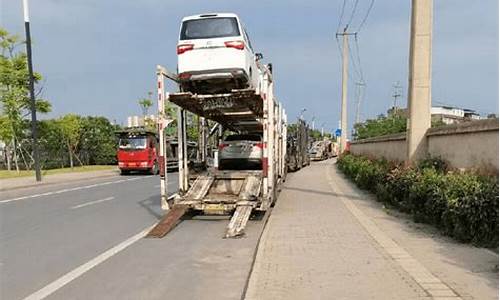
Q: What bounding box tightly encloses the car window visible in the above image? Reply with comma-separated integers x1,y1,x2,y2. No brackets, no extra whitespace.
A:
224,134,261,142
180,17,240,40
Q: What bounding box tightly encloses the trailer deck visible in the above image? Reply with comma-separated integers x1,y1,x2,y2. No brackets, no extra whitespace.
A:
168,89,264,132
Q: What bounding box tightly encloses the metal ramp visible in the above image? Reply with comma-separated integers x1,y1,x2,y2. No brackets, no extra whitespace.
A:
239,175,262,201
225,205,253,238
184,175,214,200
146,204,190,238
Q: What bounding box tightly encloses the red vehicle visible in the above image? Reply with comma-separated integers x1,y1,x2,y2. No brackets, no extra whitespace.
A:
116,128,159,175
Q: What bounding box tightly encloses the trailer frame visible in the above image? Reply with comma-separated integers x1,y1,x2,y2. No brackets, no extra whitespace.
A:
151,64,287,238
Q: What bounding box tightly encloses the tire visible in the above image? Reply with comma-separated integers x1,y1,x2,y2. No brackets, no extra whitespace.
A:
150,161,159,175
120,170,130,175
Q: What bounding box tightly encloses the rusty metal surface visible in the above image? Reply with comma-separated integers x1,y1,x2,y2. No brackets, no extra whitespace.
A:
225,205,253,238
184,175,214,200
239,175,261,201
168,90,263,132
145,204,189,238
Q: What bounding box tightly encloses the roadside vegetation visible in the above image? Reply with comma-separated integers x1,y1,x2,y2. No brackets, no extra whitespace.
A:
353,110,445,140
1,27,119,173
337,153,499,248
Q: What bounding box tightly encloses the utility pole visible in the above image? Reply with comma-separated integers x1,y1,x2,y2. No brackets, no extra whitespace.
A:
336,28,356,153
22,0,41,182
354,81,366,124
392,81,402,110
406,0,433,162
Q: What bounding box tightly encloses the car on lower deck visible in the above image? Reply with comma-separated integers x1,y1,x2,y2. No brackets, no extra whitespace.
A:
177,13,262,94
218,134,263,170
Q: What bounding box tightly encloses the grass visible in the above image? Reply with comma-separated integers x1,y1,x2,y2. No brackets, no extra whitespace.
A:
0,165,117,180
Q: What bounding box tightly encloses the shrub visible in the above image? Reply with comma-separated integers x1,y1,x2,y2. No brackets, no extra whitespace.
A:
442,174,499,247
417,156,449,173
408,168,447,225
336,153,499,248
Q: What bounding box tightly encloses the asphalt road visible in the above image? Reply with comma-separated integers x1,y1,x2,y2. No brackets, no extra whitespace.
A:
1,172,268,300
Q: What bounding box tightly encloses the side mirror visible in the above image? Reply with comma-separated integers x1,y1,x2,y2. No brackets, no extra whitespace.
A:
255,53,264,61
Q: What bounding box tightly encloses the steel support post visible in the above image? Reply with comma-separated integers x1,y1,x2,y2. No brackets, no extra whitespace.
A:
182,110,189,190
262,74,269,199
268,81,275,200
177,107,186,192
156,70,169,210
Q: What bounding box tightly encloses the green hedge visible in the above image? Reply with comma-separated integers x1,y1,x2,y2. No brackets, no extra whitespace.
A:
337,153,499,248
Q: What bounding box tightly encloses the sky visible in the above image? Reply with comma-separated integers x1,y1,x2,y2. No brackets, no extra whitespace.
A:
2,0,498,134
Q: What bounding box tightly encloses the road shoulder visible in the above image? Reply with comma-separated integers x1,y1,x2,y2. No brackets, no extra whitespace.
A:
0,168,120,192
329,160,499,300
245,159,498,300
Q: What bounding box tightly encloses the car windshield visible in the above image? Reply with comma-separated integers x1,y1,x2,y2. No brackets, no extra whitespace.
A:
224,134,261,142
180,17,240,40
119,137,147,150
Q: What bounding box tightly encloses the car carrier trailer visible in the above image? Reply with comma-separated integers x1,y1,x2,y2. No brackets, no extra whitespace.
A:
147,64,287,238
287,119,310,172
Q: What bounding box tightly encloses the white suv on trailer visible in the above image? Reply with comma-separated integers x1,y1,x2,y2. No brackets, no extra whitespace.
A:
177,13,262,94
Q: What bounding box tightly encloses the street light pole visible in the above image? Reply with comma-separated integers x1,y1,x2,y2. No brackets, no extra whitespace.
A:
22,0,41,182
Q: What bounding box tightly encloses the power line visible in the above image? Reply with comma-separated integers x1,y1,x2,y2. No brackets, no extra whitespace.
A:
336,0,347,34
353,35,365,82
356,0,375,33
347,37,363,81
346,0,360,30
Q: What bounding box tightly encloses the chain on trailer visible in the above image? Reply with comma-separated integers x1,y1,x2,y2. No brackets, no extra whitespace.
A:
147,65,287,239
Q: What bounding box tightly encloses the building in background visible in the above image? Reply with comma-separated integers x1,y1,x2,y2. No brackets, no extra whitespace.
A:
431,106,484,125
126,115,158,128
387,105,487,125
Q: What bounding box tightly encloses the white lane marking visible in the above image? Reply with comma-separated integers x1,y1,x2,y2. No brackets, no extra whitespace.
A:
70,197,115,209
22,224,155,300
0,176,151,204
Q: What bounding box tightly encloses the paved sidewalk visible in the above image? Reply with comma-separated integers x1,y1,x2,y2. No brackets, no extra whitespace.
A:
245,159,498,300
0,168,119,191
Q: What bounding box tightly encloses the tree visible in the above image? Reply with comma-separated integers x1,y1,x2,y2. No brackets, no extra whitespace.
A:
138,98,153,117
38,119,66,168
353,114,407,140
58,114,82,169
0,27,51,171
79,116,119,165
